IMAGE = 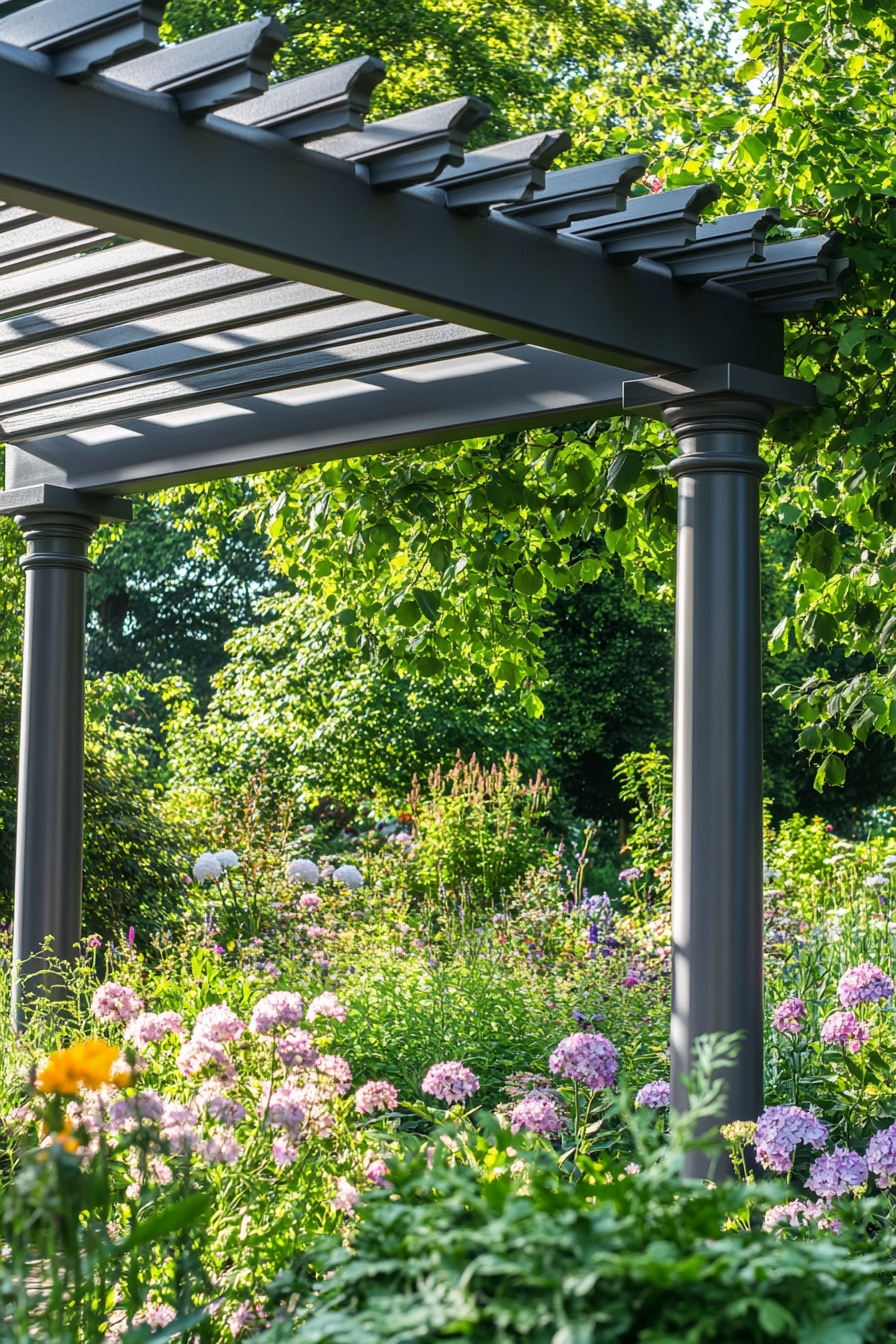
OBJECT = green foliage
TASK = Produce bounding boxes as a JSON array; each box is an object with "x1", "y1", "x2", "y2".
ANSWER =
[
  {"x1": 614, "y1": 747, "x2": 673, "y2": 891},
  {"x1": 271, "y1": 1132, "x2": 896, "y2": 1344},
  {"x1": 405, "y1": 753, "x2": 552, "y2": 903}
]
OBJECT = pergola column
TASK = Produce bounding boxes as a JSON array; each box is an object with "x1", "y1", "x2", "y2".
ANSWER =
[
  {"x1": 664, "y1": 393, "x2": 771, "y2": 1166},
  {"x1": 3, "y1": 490, "x2": 130, "y2": 1023}
]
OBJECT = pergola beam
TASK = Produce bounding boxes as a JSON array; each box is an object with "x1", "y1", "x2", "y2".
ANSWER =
[{"x1": 0, "y1": 49, "x2": 782, "y2": 376}]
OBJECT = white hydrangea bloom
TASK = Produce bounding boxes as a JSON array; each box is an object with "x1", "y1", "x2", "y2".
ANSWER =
[
  {"x1": 193, "y1": 852, "x2": 223, "y2": 882},
  {"x1": 288, "y1": 858, "x2": 320, "y2": 886},
  {"x1": 333, "y1": 864, "x2": 364, "y2": 891},
  {"x1": 214, "y1": 849, "x2": 240, "y2": 870}
]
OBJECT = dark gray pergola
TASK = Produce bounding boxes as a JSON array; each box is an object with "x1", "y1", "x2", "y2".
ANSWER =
[{"x1": 0, "y1": 0, "x2": 848, "y2": 1159}]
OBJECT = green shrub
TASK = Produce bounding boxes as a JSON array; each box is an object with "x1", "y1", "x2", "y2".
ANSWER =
[{"x1": 271, "y1": 1130, "x2": 896, "y2": 1344}]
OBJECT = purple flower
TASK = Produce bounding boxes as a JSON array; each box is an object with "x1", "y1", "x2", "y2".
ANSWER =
[
  {"x1": 763, "y1": 1200, "x2": 832, "y2": 1233},
  {"x1": 866, "y1": 1121, "x2": 896, "y2": 1188},
  {"x1": 548, "y1": 1032, "x2": 618, "y2": 1091},
  {"x1": 619, "y1": 867, "x2": 644, "y2": 883},
  {"x1": 306, "y1": 992, "x2": 347, "y2": 1024},
  {"x1": 366, "y1": 1157, "x2": 390, "y2": 1186},
  {"x1": 176, "y1": 1037, "x2": 235, "y2": 1082},
  {"x1": 125, "y1": 1011, "x2": 184, "y2": 1049},
  {"x1": 753, "y1": 1105, "x2": 828, "y2": 1173},
  {"x1": 315, "y1": 1054, "x2": 353, "y2": 1096},
  {"x1": 821, "y1": 1010, "x2": 871, "y2": 1053},
  {"x1": 276, "y1": 1029, "x2": 319, "y2": 1069},
  {"x1": 635, "y1": 1079, "x2": 671, "y2": 1109},
  {"x1": 193, "y1": 1003, "x2": 246, "y2": 1044},
  {"x1": 355, "y1": 1080, "x2": 399, "y2": 1115},
  {"x1": 200, "y1": 1132, "x2": 242, "y2": 1164},
  {"x1": 91, "y1": 981, "x2": 143, "y2": 1024},
  {"x1": 299, "y1": 893, "x2": 322, "y2": 910},
  {"x1": 85, "y1": 934, "x2": 103, "y2": 950},
  {"x1": 249, "y1": 992, "x2": 304, "y2": 1035},
  {"x1": 127, "y1": 927, "x2": 136, "y2": 946},
  {"x1": 271, "y1": 1135, "x2": 300, "y2": 1167},
  {"x1": 421, "y1": 1061, "x2": 480, "y2": 1104},
  {"x1": 806, "y1": 1146, "x2": 868, "y2": 1198},
  {"x1": 265, "y1": 1083, "x2": 306, "y2": 1137},
  {"x1": 838, "y1": 962, "x2": 894, "y2": 1008},
  {"x1": 509, "y1": 1094, "x2": 564, "y2": 1136},
  {"x1": 206, "y1": 1096, "x2": 246, "y2": 1127},
  {"x1": 772, "y1": 998, "x2": 808, "y2": 1035}
]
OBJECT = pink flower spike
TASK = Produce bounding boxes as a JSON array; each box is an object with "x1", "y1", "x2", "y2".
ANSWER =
[{"x1": 332, "y1": 1176, "x2": 360, "y2": 1213}]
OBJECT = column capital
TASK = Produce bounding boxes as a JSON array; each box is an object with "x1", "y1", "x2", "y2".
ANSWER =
[{"x1": 0, "y1": 483, "x2": 132, "y2": 524}]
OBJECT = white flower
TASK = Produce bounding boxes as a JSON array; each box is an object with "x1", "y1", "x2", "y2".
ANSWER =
[
  {"x1": 865, "y1": 874, "x2": 888, "y2": 888},
  {"x1": 288, "y1": 858, "x2": 320, "y2": 887},
  {"x1": 884, "y1": 855, "x2": 896, "y2": 867},
  {"x1": 214, "y1": 849, "x2": 240, "y2": 870},
  {"x1": 333, "y1": 864, "x2": 364, "y2": 890},
  {"x1": 193, "y1": 852, "x2": 223, "y2": 882}
]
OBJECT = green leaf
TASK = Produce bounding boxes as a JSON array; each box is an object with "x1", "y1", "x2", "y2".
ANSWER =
[
  {"x1": 607, "y1": 451, "x2": 643, "y2": 494},
  {"x1": 799, "y1": 724, "x2": 824, "y2": 751},
  {"x1": 604, "y1": 501, "x2": 628, "y2": 532},
  {"x1": 739, "y1": 133, "x2": 767, "y2": 164},
  {"x1": 395, "y1": 599, "x2": 422, "y2": 628},
  {"x1": 428, "y1": 539, "x2": 452, "y2": 573},
  {"x1": 814, "y1": 754, "x2": 846, "y2": 791},
  {"x1": 513, "y1": 566, "x2": 544, "y2": 596},
  {"x1": 412, "y1": 588, "x2": 442, "y2": 621},
  {"x1": 110, "y1": 1194, "x2": 210, "y2": 1256}
]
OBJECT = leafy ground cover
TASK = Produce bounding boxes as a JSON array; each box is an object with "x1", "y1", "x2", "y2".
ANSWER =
[{"x1": 3, "y1": 759, "x2": 896, "y2": 1339}]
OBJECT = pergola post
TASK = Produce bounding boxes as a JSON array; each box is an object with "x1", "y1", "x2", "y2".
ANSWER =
[
  {"x1": 664, "y1": 393, "x2": 771, "y2": 1167},
  {"x1": 5, "y1": 491, "x2": 130, "y2": 1024}
]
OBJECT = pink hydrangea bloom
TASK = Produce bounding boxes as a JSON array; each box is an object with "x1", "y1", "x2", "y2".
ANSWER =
[
  {"x1": 265, "y1": 1083, "x2": 306, "y2": 1137},
  {"x1": 306, "y1": 992, "x2": 347, "y2": 1024},
  {"x1": 634, "y1": 1080, "x2": 671, "y2": 1109},
  {"x1": 200, "y1": 1132, "x2": 242, "y2": 1165},
  {"x1": 177, "y1": 1037, "x2": 234, "y2": 1081},
  {"x1": 315, "y1": 1054, "x2": 353, "y2": 1096},
  {"x1": 549, "y1": 1032, "x2": 618, "y2": 1091},
  {"x1": 332, "y1": 1176, "x2": 360, "y2": 1212},
  {"x1": 753, "y1": 1105, "x2": 828, "y2": 1173},
  {"x1": 272, "y1": 1134, "x2": 300, "y2": 1167},
  {"x1": 299, "y1": 893, "x2": 322, "y2": 909},
  {"x1": 193, "y1": 1004, "x2": 246, "y2": 1044},
  {"x1": 206, "y1": 1096, "x2": 246, "y2": 1127},
  {"x1": 295, "y1": 1082, "x2": 336, "y2": 1138},
  {"x1": 355, "y1": 1080, "x2": 399, "y2": 1115},
  {"x1": 366, "y1": 1157, "x2": 390, "y2": 1186},
  {"x1": 806, "y1": 1146, "x2": 868, "y2": 1198},
  {"x1": 306, "y1": 926, "x2": 328, "y2": 938},
  {"x1": 763, "y1": 1199, "x2": 830, "y2": 1233},
  {"x1": 509, "y1": 1095, "x2": 564, "y2": 1136},
  {"x1": 144, "y1": 1303, "x2": 177, "y2": 1329},
  {"x1": 91, "y1": 981, "x2": 143, "y2": 1024},
  {"x1": 821, "y1": 1010, "x2": 871, "y2": 1053},
  {"x1": 421, "y1": 1061, "x2": 480, "y2": 1104},
  {"x1": 249, "y1": 991, "x2": 305, "y2": 1035},
  {"x1": 838, "y1": 962, "x2": 894, "y2": 1008},
  {"x1": 125, "y1": 1011, "x2": 184, "y2": 1049},
  {"x1": 276, "y1": 1029, "x2": 319, "y2": 1069},
  {"x1": 772, "y1": 998, "x2": 808, "y2": 1035},
  {"x1": 866, "y1": 1121, "x2": 896, "y2": 1187}
]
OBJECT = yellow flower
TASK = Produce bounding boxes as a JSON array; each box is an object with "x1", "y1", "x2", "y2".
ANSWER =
[{"x1": 35, "y1": 1039, "x2": 130, "y2": 1096}]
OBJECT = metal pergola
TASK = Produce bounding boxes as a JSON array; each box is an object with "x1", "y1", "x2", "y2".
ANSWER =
[{"x1": 0, "y1": 0, "x2": 848, "y2": 1161}]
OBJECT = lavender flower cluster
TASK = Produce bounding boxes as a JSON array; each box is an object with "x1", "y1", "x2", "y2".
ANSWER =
[{"x1": 548, "y1": 1032, "x2": 618, "y2": 1091}]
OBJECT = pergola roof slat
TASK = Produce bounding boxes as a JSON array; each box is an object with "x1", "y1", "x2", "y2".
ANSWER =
[
  {"x1": 0, "y1": 240, "x2": 211, "y2": 317},
  {"x1": 496, "y1": 155, "x2": 646, "y2": 230},
  {"x1": 0, "y1": 0, "x2": 164, "y2": 79},
  {"x1": 0, "y1": 299, "x2": 416, "y2": 407},
  {"x1": 105, "y1": 15, "x2": 287, "y2": 117},
  {"x1": 4, "y1": 320, "x2": 502, "y2": 438},
  {"x1": 431, "y1": 130, "x2": 571, "y2": 215},
  {"x1": 0, "y1": 279, "x2": 361, "y2": 376},
  {"x1": 215, "y1": 55, "x2": 386, "y2": 143},
  {"x1": 651, "y1": 208, "x2": 781, "y2": 285},
  {"x1": 0, "y1": 215, "x2": 108, "y2": 265},
  {"x1": 0, "y1": 266, "x2": 322, "y2": 350},
  {"x1": 565, "y1": 183, "x2": 722, "y2": 261}
]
